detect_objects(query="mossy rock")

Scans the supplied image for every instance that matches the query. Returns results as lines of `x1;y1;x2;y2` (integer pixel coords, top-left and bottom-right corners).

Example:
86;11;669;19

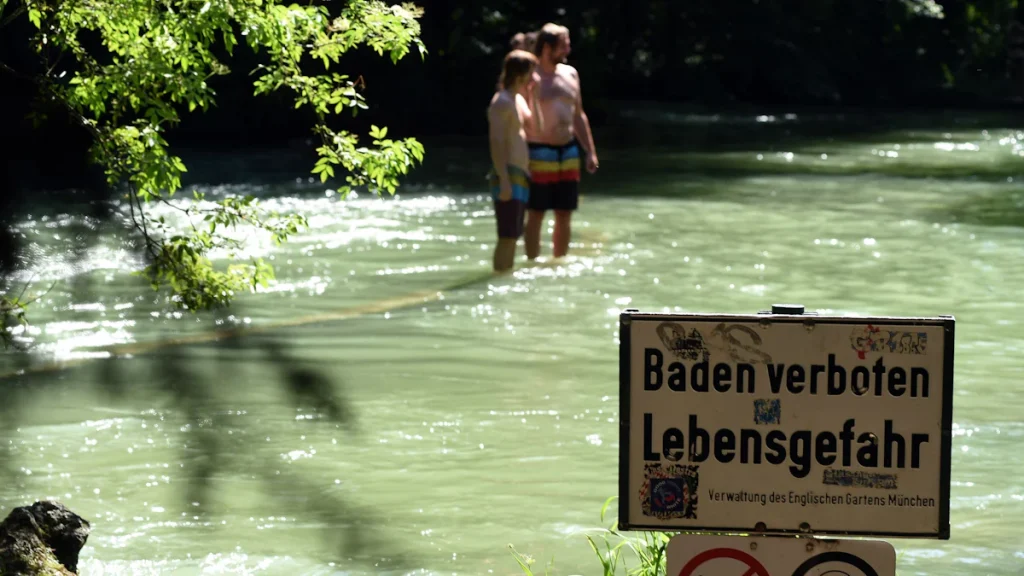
0;501;90;575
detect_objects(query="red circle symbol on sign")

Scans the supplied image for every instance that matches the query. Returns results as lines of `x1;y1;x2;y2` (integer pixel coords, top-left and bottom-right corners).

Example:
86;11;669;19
678;547;771;576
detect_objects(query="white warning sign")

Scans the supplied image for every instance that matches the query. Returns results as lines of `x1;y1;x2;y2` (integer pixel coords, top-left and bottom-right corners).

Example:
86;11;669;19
618;309;954;538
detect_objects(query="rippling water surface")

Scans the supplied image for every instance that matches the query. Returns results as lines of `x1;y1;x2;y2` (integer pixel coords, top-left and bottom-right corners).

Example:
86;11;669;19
1;110;1022;575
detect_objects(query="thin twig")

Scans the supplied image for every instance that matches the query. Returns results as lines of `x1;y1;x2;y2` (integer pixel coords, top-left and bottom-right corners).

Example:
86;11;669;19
125;188;147;252
0;5;25;28
20;280;60;308
45;52;66;78
14;273;39;303
157;197;203;236
0;59;28;79
158;197;192;215
131;187;152;245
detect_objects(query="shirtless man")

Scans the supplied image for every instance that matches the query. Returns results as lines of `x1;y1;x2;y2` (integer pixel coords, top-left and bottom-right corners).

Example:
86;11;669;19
524;23;598;260
487;49;540;272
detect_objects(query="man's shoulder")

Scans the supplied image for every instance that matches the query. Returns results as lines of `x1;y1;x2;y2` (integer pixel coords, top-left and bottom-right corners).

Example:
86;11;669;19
556;63;580;78
488;92;516;122
488;92;515;112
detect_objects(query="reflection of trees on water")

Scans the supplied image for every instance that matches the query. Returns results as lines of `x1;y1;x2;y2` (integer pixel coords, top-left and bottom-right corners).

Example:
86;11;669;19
0;158;411;573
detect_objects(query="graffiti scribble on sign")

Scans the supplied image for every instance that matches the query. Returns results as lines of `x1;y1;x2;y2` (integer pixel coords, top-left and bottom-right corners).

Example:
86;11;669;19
710;323;773;364
822;469;898;490
640;462;699;520
753;399;781;425
657;322;709;363
849;325;928;359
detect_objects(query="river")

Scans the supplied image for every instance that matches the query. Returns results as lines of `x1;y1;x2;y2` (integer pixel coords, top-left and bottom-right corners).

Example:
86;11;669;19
0;107;1021;575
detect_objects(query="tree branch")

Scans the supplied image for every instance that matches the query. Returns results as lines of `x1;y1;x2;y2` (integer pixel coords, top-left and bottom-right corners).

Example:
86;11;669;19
0;5;25;29
0;59;27;79
19;280;59;308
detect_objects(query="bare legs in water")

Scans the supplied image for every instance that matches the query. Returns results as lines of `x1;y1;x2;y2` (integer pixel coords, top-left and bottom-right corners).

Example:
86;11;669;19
525;209;572;260
493;237;518;273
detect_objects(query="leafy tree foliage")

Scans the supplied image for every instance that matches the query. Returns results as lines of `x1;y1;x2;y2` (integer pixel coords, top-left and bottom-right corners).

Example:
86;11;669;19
0;0;427;347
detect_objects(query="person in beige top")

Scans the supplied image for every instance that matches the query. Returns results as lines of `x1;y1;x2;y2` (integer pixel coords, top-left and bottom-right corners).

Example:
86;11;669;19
523;23;599;261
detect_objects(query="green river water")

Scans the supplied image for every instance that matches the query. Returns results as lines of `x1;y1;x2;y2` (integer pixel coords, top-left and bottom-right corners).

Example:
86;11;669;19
1;108;1022;575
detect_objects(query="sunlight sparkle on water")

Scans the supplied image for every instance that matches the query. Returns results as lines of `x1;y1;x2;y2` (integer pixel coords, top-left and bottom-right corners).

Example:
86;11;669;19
934;142;980;152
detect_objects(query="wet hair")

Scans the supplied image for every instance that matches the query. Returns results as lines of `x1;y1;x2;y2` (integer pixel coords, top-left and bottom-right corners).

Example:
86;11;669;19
498;49;538;91
534;23;568;58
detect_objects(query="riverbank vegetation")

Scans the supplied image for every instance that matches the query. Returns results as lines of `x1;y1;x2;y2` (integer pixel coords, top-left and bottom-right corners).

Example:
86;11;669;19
510;497;672;576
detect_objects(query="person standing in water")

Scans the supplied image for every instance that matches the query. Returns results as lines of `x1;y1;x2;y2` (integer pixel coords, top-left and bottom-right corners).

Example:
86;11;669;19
487;49;541;272
524;23;598;261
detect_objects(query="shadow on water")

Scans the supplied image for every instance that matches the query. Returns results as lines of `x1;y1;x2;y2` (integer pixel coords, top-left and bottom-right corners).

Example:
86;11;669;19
942;188;1024;228
148;105;1024;211
385;105;1024;193
0;273;416;570
148;106;1024;241
618;152;1024;183
0;136;416;572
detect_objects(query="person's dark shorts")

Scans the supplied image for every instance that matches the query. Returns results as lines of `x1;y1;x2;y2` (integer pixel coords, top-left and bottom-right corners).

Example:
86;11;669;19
493;199;525;239
488;165;529;239
527;139;581;212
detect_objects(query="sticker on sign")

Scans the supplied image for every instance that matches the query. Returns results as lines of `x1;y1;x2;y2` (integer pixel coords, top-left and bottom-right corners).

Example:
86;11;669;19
666;534;896;576
618;309;953;539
